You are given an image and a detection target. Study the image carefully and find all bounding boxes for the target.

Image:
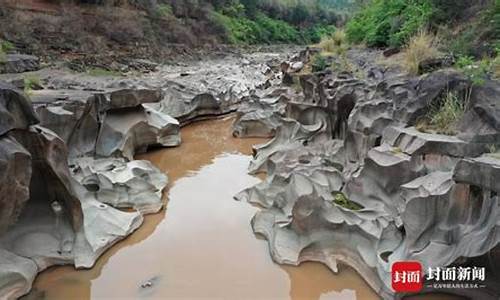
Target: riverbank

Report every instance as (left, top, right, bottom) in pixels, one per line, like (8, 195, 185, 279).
(1, 40, 500, 300)
(27, 116, 379, 300)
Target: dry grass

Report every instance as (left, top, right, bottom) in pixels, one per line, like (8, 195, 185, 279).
(318, 36, 335, 53)
(318, 29, 348, 55)
(332, 30, 346, 47)
(402, 31, 440, 75)
(416, 90, 469, 135)
(493, 56, 500, 80)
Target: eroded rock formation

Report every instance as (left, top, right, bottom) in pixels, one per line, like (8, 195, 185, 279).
(0, 49, 285, 299)
(0, 83, 149, 299)
(0, 54, 40, 74)
(235, 49, 500, 299)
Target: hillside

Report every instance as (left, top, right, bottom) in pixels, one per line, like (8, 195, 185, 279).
(0, 0, 343, 69)
(308, 0, 499, 83)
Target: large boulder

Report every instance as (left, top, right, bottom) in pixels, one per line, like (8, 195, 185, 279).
(453, 154, 500, 193)
(0, 82, 159, 299)
(33, 88, 180, 159)
(70, 157, 167, 214)
(97, 88, 162, 110)
(95, 105, 180, 160)
(0, 54, 40, 74)
(0, 136, 31, 235)
(0, 249, 38, 300)
(383, 126, 487, 158)
(34, 90, 100, 158)
(457, 81, 500, 143)
(0, 81, 38, 136)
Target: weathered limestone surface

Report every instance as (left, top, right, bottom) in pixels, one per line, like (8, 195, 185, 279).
(0, 136, 31, 235)
(0, 83, 153, 299)
(235, 49, 500, 299)
(454, 154, 500, 193)
(96, 105, 180, 160)
(144, 55, 274, 125)
(0, 54, 40, 74)
(0, 49, 291, 299)
(32, 88, 181, 159)
(0, 249, 38, 300)
(0, 81, 39, 135)
(71, 157, 167, 214)
(232, 89, 292, 138)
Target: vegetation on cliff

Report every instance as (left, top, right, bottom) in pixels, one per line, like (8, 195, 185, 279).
(345, 0, 499, 55)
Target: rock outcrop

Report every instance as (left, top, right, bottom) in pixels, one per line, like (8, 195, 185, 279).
(0, 49, 289, 299)
(0, 83, 162, 299)
(235, 50, 500, 299)
(0, 54, 40, 74)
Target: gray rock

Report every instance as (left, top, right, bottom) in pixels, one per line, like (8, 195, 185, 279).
(453, 154, 500, 193)
(0, 54, 40, 74)
(383, 126, 487, 157)
(0, 81, 39, 136)
(0, 135, 31, 235)
(396, 171, 500, 275)
(70, 157, 167, 214)
(232, 92, 288, 138)
(457, 81, 500, 143)
(0, 249, 38, 300)
(418, 56, 454, 74)
(232, 109, 282, 138)
(97, 88, 162, 110)
(234, 51, 500, 300)
(33, 89, 180, 159)
(0, 84, 160, 299)
(96, 105, 180, 160)
(33, 90, 101, 158)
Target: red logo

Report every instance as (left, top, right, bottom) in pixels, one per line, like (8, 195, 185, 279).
(392, 261, 423, 292)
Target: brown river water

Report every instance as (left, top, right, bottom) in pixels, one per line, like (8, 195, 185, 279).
(27, 116, 459, 300)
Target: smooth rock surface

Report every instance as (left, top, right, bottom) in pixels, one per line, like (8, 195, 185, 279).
(236, 50, 500, 299)
(70, 157, 167, 214)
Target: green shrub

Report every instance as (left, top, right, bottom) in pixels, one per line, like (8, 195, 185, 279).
(445, 26, 477, 57)
(221, 1, 246, 17)
(304, 24, 336, 44)
(254, 13, 301, 43)
(346, 0, 434, 48)
(212, 12, 258, 44)
(23, 75, 40, 96)
(212, 11, 301, 44)
(333, 192, 364, 210)
(312, 54, 328, 72)
(0, 40, 13, 62)
(0, 40, 14, 53)
(456, 56, 491, 86)
(156, 4, 173, 18)
(428, 92, 466, 135)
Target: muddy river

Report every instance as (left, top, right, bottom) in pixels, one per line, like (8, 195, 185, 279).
(28, 117, 380, 300)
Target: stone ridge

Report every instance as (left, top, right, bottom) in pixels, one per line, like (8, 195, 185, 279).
(234, 48, 500, 299)
(0, 49, 284, 299)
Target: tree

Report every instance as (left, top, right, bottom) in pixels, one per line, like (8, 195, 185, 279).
(241, 0, 258, 18)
